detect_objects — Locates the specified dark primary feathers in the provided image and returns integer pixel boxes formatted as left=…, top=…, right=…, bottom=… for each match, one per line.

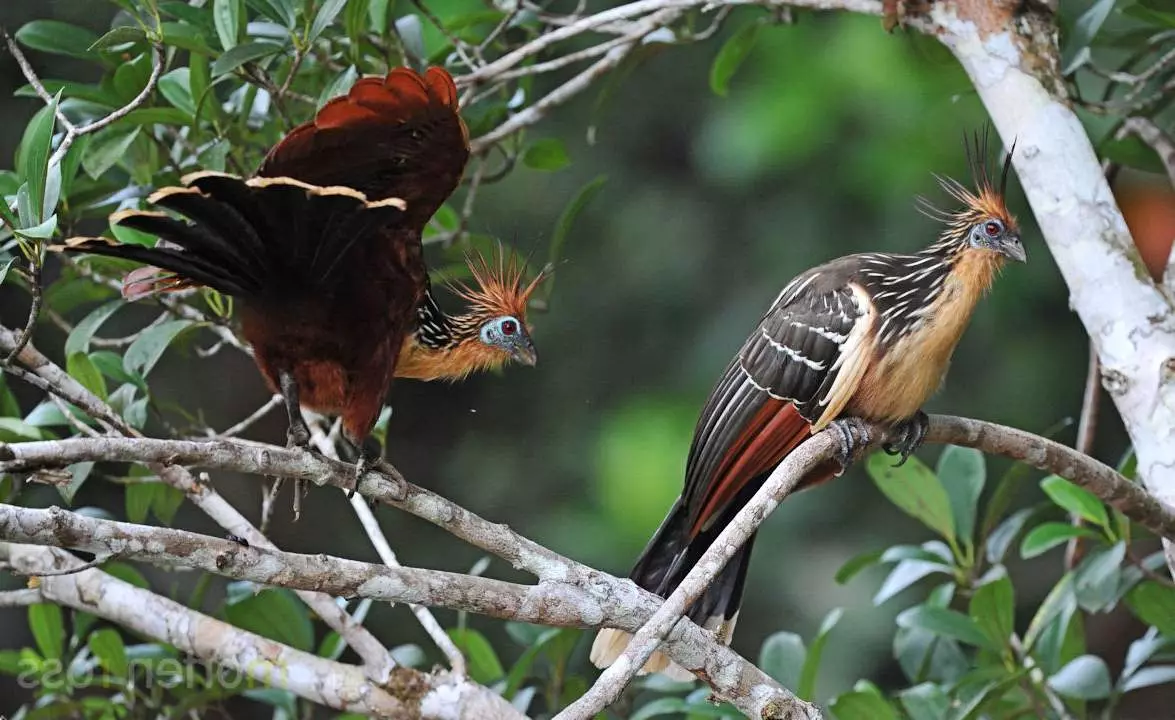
left=591, top=132, right=1022, bottom=680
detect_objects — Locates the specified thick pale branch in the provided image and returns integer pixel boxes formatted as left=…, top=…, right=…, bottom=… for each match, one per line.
left=1, top=542, right=525, bottom=720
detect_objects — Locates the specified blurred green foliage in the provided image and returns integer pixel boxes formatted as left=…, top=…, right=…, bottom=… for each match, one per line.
left=1, top=0, right=1174, bottom=717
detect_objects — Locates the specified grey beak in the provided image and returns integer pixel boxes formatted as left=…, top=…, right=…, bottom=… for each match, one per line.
left=1004, top=235, right=1027, bottom=263
left=511, top=340, right=537, bottom=367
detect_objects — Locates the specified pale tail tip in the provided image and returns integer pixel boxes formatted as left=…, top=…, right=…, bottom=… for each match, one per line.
left=589, top=629, right=694, bottom=682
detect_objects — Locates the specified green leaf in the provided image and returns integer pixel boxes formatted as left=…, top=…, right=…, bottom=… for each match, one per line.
left=798, top=607, right=841, bottom=700
left=224, top=588, right=314, bottom=651
left=936, top=445, right=984, bottom=546
left=1020, top=521, right=1102, bottom=559
left=523, top=138, right=571, bottom=171
left=502, top=626, right=561, bottom=699
left=88, top=628, right=128, bottom=677
left=309, top=0, right=349, bottom=43
left=103, top=561, right=149, bottom=589
left=67, top=352, right=108, bottom=401
left=82, top=127, right=141, bottom=181
left=115, top=107, right=195, bottom=127
left=29, top=603, right=65, bottom=660
left=969, top=573, right=1014, bottom=649
left=630, top=698, right=691, bottom=720
left=15, top=20, right=99, bottom=59
left=829, top=683, right=899, bottom=720
left=317, top=65, right=359, bottom=109
left=835, top=548, right=885, bottom=585
left=1100, top=135, right=1168, bottom=175
left=19, top=92, right=61, bottom=224
left=214, top=0, right=244, bottom=50
left=212, top=41, right=285, bottom=77
left=124, top=319, right=195, bottom=377
left=1041, top=474, right=1109, bottom=529
left=161, top=22, right=218, bottom=56
left=896, top=605, right=993, bottom=650
left=709, top=21, right=761, bottom=97
left=758, top=631, right=805, bottom=690
left=65, top=300, right=124, bottom=357
left=1073, top=541, right=1126, bottom=612
left=1025, top=572, right=1076, bottom=652
left=89, top=26, right=147, bottom=52
left=152, top=484, right=185, bottom=525
left=1126, top=581, right=1175, bottom=636
left=873, top=558, right=952, bottom=605
left=986, top=507, right=1033, bottom=564
left=1067, top=0, right=1116, bottom=52
left=247, top=0, right=297, bottom=27
left=125, top=482, right=157, bottom=523
left=158, top=68, right=196, bottom=118
left=1048, top=655, right=1112, bottom=700
left=0, top=417, right=49, bottom=441
left=447, top=628, right=505, bottom=684
left=0, top=257, right=17, bottom=287
left=1123, top=665, right=1175, bottom=693
left=899, top=683, right=950, bottom=720
left=866, top=452, right=955, bottom=542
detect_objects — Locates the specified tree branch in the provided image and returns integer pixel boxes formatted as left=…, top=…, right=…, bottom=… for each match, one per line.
left=0, top=542, right=525, bottom=720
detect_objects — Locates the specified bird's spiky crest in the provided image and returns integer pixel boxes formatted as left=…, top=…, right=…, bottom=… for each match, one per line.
left=916, top=126, right=1019, bottom=246
left=447, top=245, right=550, bottom=322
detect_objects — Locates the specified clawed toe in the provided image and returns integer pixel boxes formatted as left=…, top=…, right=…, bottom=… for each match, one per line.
left=830, top=417, right=872, bottom=470
left=882, top=411, right=929, bottom=466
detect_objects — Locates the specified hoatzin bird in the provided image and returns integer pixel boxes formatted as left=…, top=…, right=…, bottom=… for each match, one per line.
left=591, top=133, right=1024, bottom=680
left=55, top=67, right=544, bottom=481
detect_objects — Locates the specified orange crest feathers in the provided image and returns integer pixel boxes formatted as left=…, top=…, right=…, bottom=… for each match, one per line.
left=449, top=247, right=550, bottom=322
left=916, top=126, right=1018, bottom=233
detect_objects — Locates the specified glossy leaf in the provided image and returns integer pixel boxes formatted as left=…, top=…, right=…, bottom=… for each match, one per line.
left=16, top=20, right=99, bottom=60
left=896, top=605, right=992, bottom=650
left=214, top=0, right=244, bottom=51
left=248, top=0, right=297, bottom=27
left=523, top=138, right=571, bottom=171
left=759, top=631, right=805, bottom=690
left=224, top=588, right=314, bottom=651
left=447, top=628, right=505, bottom=684
left=1123, top=665, right=1175, bottom=693
left=1126, top=580, right=1175, bottom=636
left=309, top=0, right=349, bottom=43
left=709, top=21, right=761, bottom=97
left=835, top=547, right=885, bottom=585
left=986, top=507, right=1033, bottom=563
left=124, top=319, right=195, bottom=377
left=212, top=41, right=285, bottom=77
left=88, top=628, right=129, bottom=677
left=1073, top=541, right=1126, bottom=612
left=1041, top=474, right=1109, bottom=529
left=1020, top=521, right=1102, bottom=559
left=798, top=607, right=841, bottom=700
left=82, top=127, right=141, bottom=180
left=1048, top=655, right=1112, bottom=700
left=158, top=68, right=196, bottom=118
left=866, top=452, right=955, bottom=542
left=898, top=683, right=950, bottom=720
left=29, top=603, right=65, bottom=660
left=873, top=559, right=952, bottom=605
left=936, top=445, right=985, bottom=546
left=89, top=26, right=147, bottom=52
left=125, top=482, right=157, bottom=523
left=829, top=683, right=899, bottom=720
left=19, top=92, right=60, bottom=224
left=969, top=572, right=1014, bottom=649
left=65, top=301, right=124, bottom=357
left=66, top=352, right=108, bottom=401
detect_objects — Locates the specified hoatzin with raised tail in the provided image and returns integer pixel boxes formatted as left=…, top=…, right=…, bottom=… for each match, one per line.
left=591, top=132, right=1024, bottom=680
left=55, top=67, right=544, bottom=483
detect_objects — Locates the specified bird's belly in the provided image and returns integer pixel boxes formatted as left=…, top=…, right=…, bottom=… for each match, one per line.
left=846, top=324, right=960, bottom=425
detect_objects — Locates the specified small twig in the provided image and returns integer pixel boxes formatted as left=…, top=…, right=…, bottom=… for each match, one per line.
left=1009, top=634, right=1077, bottom=720
left=217, top=395, right=283, bottom=438
left=3, top=30, right=76, bottom=131
left=18, top=552, right=114, bottom=576
left=4, top=257, right=44, bottom=365
left=1118, top=117, right=1175, bottom=190
left=1067, top=339, right=1101, bottom=569
left=49, top=394, right=103, bottom=438
left=306, top=417, right=465, bottom=676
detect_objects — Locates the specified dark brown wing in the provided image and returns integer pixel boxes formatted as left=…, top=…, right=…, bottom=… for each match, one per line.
left=258, top=66, right=469, bottom=230
left=680, top=260, right=873, bottom=537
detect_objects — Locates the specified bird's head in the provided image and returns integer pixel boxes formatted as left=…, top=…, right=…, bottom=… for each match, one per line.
left=449, top=249, right=547, bottom=368
left=920, top=128, right=1025, bottom=264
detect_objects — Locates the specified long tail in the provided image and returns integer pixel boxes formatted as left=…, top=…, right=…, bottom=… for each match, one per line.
left=589, top=496, right=758, bottom=681
left=54, top=172, right=406, bottom=300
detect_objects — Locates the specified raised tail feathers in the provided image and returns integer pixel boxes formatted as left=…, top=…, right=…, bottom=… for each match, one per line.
left=54, top=172, right=407, bottom=301
left=589, top=498, right=756, bottom=681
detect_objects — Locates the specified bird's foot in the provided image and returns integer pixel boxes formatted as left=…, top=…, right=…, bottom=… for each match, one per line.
left=286, top=419, right=312, bottom=450
left=882, top=410, right=929, bottom=467
left=348, top=437, right=384, bottom=500
left=830, top=417, right=873, bottom=471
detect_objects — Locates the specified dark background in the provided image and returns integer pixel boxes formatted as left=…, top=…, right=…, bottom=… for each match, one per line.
left=1, top=0, right=1169, bottom=716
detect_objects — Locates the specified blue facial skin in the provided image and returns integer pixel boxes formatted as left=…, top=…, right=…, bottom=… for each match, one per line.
left=969, top=219, right=1025, bottom=262
left=480, top=315, right=537, bottom=365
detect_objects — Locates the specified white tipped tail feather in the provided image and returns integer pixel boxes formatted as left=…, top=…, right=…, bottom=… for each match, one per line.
left=589, top=613, right=739, bottom=682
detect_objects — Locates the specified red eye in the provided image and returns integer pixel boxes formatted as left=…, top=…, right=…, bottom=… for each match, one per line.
left=500, top=319, right=518, bottom=336
left=984, top=221, right=1002, bottom=237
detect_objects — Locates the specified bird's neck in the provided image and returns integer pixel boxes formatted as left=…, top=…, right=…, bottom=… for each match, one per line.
left=396, top=294, right=505, bottom=381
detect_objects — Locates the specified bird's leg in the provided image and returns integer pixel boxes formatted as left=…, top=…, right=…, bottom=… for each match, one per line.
left=280, top=371, right=311, bottom=449
left=829, top=416, right=873, bottom=471
left=279, top=371, right=311, bottom=520
left=346, top=435, right=386, bottom=501
left=883, top=410, right=930, bottom=467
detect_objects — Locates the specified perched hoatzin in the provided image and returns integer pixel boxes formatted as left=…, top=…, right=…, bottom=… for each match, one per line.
left=591, top=133, right=1024, bottom=679
left=56, top=67, right=543, bottom=478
